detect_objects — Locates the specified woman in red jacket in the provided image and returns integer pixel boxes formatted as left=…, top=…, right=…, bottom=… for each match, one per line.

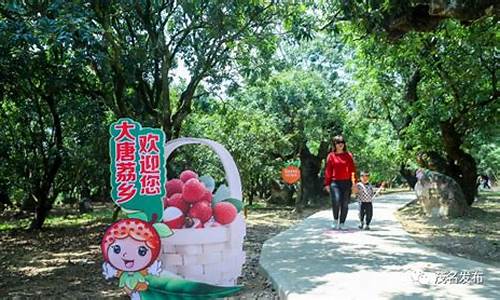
left=324, top=135, right=357, bottom=230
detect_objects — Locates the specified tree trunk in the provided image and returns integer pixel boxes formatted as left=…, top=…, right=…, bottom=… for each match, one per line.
left=112, top=206, right=121, bottom=221
left=248, top=176, right=255, bottom=206
left=21, top=194, right=37, bottom=212
left=297, top=144, right=326, bottom=210
left=30, top=192, right=52, bottom=230
left=294, top=186, right=303, bottom=213
left=29, top=95, right=63, bottom=229
left=258, top=176, right=267, bottom=199
left=287, top=185, right=296, bottom=206
left=399, top=164, right=417, bottom=189
left=440, top=120, right=478, bottom=205
left=0, top=188, right=11, bottom=212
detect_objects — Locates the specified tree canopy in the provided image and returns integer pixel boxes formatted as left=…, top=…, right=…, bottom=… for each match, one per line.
left=0, top=1, right=498, bottom=228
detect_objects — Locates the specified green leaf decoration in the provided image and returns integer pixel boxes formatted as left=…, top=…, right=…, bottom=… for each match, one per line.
left=199, top=175, right=216, bottom=193
left=222, top=198, right=243, bottom=213
left=119, top=272, right=146, bottom=290
left=153, top=223, right=173, bottom=238
left=127, top=211, right=149, bottom=221
left=140, top=275, right=242, bottom=300
left=212, top=184, right=231, bottom=205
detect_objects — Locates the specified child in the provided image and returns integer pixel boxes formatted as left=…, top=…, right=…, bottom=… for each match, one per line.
left=356, top=171, right=382, bottom=230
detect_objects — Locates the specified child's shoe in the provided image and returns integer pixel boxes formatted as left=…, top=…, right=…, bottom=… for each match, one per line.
left=358, top=222, right=364, bottom=229
left=364, top=225, right=370, bottom=230
left=331, top=219, right=339, bottom=229
left=339, top=223, right=345, bottom=230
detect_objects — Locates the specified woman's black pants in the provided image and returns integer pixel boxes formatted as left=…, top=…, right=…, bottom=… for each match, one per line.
left=329, top=180, right=352, bottom=224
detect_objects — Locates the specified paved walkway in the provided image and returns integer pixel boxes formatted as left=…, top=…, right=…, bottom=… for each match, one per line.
left=259, top=193, right=500, bottom=299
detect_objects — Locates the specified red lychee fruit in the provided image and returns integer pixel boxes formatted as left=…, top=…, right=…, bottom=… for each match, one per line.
left=200, top=189, right=212, bottom=203
left=179, top=170, right=199, bottom=183
left=162, top=206, right=185, bottom=229
left=188, top=201, right=212, bottom=223
left=182, top=178, right=206, bottom=203
left=213, top=202, right=237, bottom=225
left=165, top=193, right=190, bottom=214
left=166, top=179, right=184, bottom=197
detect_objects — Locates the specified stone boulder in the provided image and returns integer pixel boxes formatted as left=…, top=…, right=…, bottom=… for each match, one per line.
left=414, top=169, right=467, bottom=218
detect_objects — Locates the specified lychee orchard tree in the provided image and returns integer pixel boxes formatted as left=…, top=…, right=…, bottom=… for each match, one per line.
left=180, top=102, right=283, bottom=206
left=319, top=0, right=498, bottom=40
left=0, top=1, right=111, bottom=229
left=84, top=0, right=299, bottom=139
left=177, top=71, right=344, bottom=212
left=0, top=0, right=306, bottom=229
left=337, top=16, right=499, bottom=205
left=2, top=0, right=498, bottom=231
left=233, top=69, right=346, bottom=211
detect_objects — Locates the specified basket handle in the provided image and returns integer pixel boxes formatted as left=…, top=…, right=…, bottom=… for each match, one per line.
left=165, top=138, right=243, bottom=200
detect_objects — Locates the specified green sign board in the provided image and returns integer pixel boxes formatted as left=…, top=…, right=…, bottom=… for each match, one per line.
left=109, top=118, right=166, bottom=222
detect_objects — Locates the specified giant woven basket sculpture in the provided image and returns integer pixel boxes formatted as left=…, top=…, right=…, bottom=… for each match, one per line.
left=160, top=138, right=246, bottom=286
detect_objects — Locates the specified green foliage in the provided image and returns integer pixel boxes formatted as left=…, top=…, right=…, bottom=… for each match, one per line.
left=344, top=17, right=498, bottom=163
left=346, top=115, right=401, bottom=184
left=180, top=66, right=347, bottom=204
left=83, top=0, right=300, bottom=138
left=1, top=1, right=498, bottom=228
left=471, top=126, right=500, bottom=181
left=250, top=69, right=340, bottom=146
left=179, top=100, right=282, bottom=201
left=319, top=0, right=497, bottom=40
left=0, top=1, right=109, bottom=214
left=0, top=1, right=309, bottom=227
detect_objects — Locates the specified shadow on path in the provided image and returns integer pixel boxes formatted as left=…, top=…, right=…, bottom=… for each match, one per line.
left=260, top=193, right=500, bottom=299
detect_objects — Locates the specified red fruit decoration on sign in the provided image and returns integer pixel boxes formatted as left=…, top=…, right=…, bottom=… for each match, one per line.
left=188, top=201, right=213, bottom=223
left=213, top=202, right=237, bottom=225
left=166, top=179, right=184, bottom=197
left=101, top=218, right=161, bottom=272
left=165, top=193, right=190, bottom=214
left=162, top=206, right=185, bottom=229
left=182, top=178, right=206, bottom=203
left=179, top=170, right=199, bottom=183
left=200, top=190, right=212, bottom=203
left=281, top=166, right=301, bottom=184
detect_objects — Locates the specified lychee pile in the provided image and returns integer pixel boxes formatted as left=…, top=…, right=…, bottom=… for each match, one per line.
left=162, top=170, right=242, bottom=229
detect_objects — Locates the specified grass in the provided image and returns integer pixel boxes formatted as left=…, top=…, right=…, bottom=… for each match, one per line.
left=395, top=189, right=500, bottom=266
left=0, top=204, right=116, bottom=232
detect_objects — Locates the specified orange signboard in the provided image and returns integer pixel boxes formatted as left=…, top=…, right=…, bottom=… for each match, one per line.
left=281, top=166, right=301, bottom=184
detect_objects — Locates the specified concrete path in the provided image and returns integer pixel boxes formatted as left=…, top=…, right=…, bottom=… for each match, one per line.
left=259, top=193, right=500, bottom=299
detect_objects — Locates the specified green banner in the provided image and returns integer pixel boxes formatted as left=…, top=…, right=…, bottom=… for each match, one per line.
left=109, top=118, right=166, bottom=222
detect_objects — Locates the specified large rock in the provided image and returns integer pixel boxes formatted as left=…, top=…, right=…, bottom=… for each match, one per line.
left=414, top=169, right=467, bottom=218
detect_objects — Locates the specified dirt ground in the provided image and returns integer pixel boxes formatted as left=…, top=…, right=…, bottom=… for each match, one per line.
left=0, top=204, right=317, bottom=299
left=395, top=190, right=500, bottom=267
left=4, top=190, right=496, bottom=299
